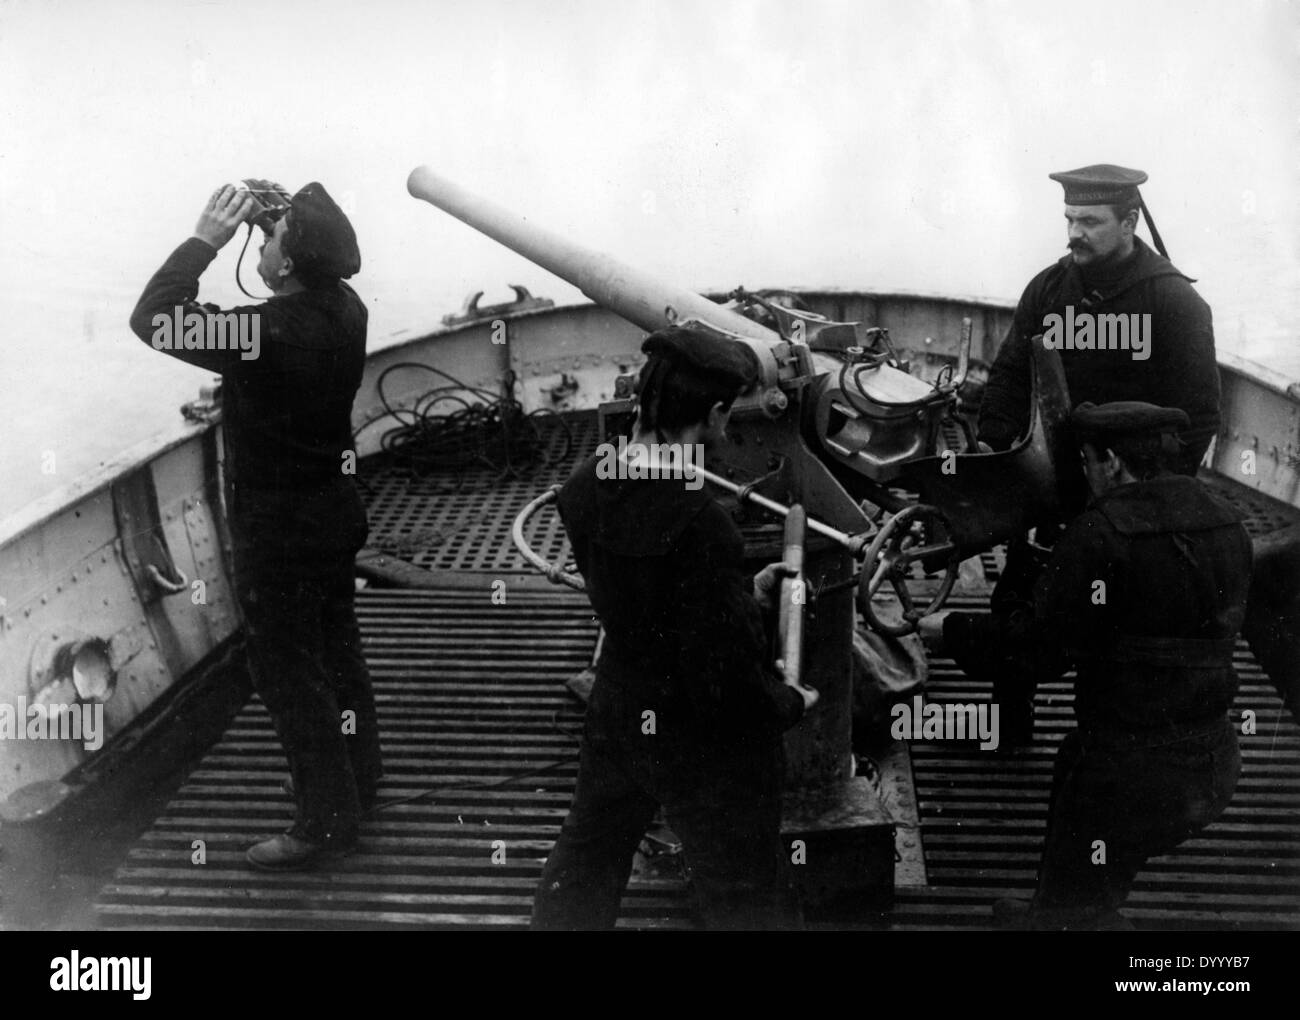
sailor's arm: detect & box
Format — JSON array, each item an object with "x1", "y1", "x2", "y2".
[
  {"x1": 128, "y1": 186, "x2": 264, "y2": 374},
  {"x1": 977, "y1": 284, "x2": 1042, "y2": 450},
  {"x1": 1032, "y1": 512, "x2": 1115, "y2": 654},
  {"x1": 1152, "y1": 280, "x2": 1220, "y2": 470},
  {"x1": 674, "y1": 508, "x2": 809, "y2": 732},
  {"x1": 921, "y1": 515, "x2": 1113, "y2": 665},
  {"x1": 753, "y1": 560, "x2": 820, "y2": 712}
]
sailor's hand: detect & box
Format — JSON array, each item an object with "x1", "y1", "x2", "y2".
[
  {"x1": 194, "y1": 185, "x2": 256, "y2": 250},
  {"x1": 754, "y1": 560, "x2": 797, "y2": 611},
  {"x1": 774, "y1": 659, "x2": 820, "y2": 712},
  {"x1": 917, "y1": 611, "x2": 951, "y2": 652},
  {"x1": 792, "y1": 681, "x2": 820, "y2": 712}
]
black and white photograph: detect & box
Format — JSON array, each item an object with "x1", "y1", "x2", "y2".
[{"x1": 0, "y1": 0, "x2": 1295, "y2": 988}]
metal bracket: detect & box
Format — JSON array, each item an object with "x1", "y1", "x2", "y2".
[
  {"x1": 181, "y1": 378, "x2": 223, "y2": 424},
  {"x1": 442, "y1": 284, "x2": 554, "y2": 327},
  {"x1": 145, "y1": 562, "x2": 189, "y2": 595}
]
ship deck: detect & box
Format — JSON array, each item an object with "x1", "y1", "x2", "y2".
[{"x1": 92, "y1": 411, "x2": 1300, "y2": 930}]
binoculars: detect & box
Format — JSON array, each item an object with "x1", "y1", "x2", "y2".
[{"x1": 232, "y1": 178, "x2": 292, "y2": 232}]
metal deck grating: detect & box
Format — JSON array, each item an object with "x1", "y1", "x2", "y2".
[
  {"x1": 358, "y1": 410, "x2": 601, "y2": 574},
  {"x1": 94, "y1": 586, "x2": 1300, "y2": 930},
  {"x1": 890, "y1": 596, "x2": 1300, "y2": 931},
  {"x1": 1200, "y1": 471, "x2": 1300, "y2": 539},
  {"x1": 97, "y1": 588, "x2": 695, "y2": 929},
  {"x1": 93, "y1": 410, "x2": 1300, "y2": 930}
]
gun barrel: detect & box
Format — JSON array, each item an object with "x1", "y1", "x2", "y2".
[{"x1": 407, "y1": 165, "x2": 776, "y2": 343}]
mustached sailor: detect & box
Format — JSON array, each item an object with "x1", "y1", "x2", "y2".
[{"x1": 969, "y1": 163, "x2": 1223, "y2": 751}]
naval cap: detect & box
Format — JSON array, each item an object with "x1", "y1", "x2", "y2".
[
  {"x1": 286, "y1": 182, "x2": 361, "y2": 280},
  {"x1": 1049, "y1": 164, "x2": 1147, "y2": 206},
  {"x1": 641, "y1": 325, "x2": 758, "y2": 392},
  {"x1": 1072, "y1": 400, "x2": 1190, "y2": 441}
]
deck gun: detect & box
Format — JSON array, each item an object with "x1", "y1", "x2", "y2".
[{"x1": 407, "y1": 164, "x2": 1081, "y2": 910}]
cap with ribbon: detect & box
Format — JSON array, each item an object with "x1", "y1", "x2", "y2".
[
  {"x1": 1049, "y1": 163, "x2": 1168, "y2": 257},
  {"x1": 1049, "y1": 164, "x2": 1147, "y2": 206}
]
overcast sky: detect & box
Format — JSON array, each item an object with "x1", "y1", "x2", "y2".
[
  {"x1": 2, "y1": 0, "x2": 1294, "y2": 335},
  {"x1": 0, "y1": 0, "x2": 1295, "y2": 516}
]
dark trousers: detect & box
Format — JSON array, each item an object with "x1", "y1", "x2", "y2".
[
  {"x1": 235, "y1": 546, "x2": 383, "y2": 845},
  {"x1": 986, "y1": 534, "x2": 1062, "y2": 740},
  {"x1": 1029, "y1": 718, "x2": 1240, "y2": 928},
  {"x1": 532, "y1": 683, "x2": 799, "y2": 930}
]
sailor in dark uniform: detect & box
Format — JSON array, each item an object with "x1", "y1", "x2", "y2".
[
  {"x1": 130, "y1": 183, "x2": 381, "y2": 871},
  {"x1": 927, "y1": 402, "x2": 1251, "y2": 929},
  {"x1": 531, "y1": 326, "x2": 819, "y2": 930},
  {"x1": 976, "y1": 164, "x2": 1223, "y2": 746},
  {"x1": 980, "y1": 164, "x2": 1219, "y2": 468}
]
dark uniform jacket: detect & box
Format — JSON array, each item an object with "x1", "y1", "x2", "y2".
[
  {"x1": 557, "y1": 453, "x2": 805, "y2": 750},
  {"x1": 979, "y1": 239, "x2": 1219, "y2": 473},
  {"x1": 1023, "y1": 474, "x2": 1250, "y2": 737},
  {"x1": 129, "y1": 237, "x2": 368, "y2": 565}
]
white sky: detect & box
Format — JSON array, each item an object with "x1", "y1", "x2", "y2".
[
  {"x1": 2, "y1": 0, "x2": 1295, "y2": 330},
  {"x1": 0, "y1": 0, "x2": 1296, "y2": 516}
]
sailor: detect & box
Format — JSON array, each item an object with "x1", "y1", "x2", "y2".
[
  {"x1": 925, "y1": 401, "x2": 1252, "y2": 929},
  {"x1": 980, "y1": 164, "x2": 1220, "y2": 468},
  {"x1": 531, "y1": 325, "x2": 819, "y2": 930},
  {"x1": 129, "y1": 183, "x2": 381, "y2": 870},
  {"x1": 975, "y1": 164, "x2": 1222, "y2": 746}
]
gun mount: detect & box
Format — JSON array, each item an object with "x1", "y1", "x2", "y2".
[{"x1": 407, "y1": 164, "x2": 1081, "y2": 912}]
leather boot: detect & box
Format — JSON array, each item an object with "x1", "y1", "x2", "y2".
[{"x1": 246, "y1": 833, "x2": 357, "y2": 873}]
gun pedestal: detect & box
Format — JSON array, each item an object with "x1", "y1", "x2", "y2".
[
  {"x1": 719, "y1": 406, "x2": 898, "y2": 916},
  {"x1": 776, "y1": 537, "x2": 896, "y2": 916}
]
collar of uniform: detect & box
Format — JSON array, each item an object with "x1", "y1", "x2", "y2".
[
  {"x1": 557, "y1": 453, "x2": 715, "y2": 556},
  {"x1": 1057, "y1": 237, "x2": 1193, "y2": 305},
  {"x1": 1090, "y1": 474, "x2": 1244, "y2": 535}
]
